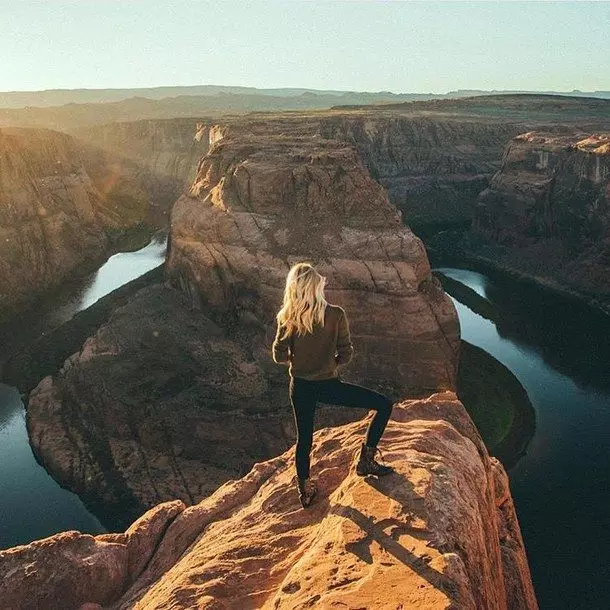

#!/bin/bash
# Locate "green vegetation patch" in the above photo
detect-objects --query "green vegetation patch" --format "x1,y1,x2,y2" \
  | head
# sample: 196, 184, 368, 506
457, 341, 535, 469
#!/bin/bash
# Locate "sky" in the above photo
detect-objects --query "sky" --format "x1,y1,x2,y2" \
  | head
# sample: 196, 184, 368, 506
1, 0, 609, 93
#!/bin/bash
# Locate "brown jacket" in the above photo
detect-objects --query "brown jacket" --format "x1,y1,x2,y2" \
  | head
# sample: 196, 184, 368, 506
272, 304, 354, 380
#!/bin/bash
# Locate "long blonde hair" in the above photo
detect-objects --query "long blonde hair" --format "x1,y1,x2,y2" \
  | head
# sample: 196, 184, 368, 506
276, 262, 327, 340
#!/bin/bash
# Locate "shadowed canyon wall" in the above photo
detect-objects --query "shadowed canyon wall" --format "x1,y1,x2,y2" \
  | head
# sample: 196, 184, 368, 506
0, 127, 154, 320
320, 116, 523, 231
70, 119, 215, 210
472, 131, 610, 310
0, 121, 215, 321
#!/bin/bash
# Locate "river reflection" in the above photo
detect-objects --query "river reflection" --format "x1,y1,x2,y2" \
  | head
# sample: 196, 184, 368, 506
0, 384, 104, 548
437, 266, 610, 610
0, 236, 166, 549
437, 267, 610, 391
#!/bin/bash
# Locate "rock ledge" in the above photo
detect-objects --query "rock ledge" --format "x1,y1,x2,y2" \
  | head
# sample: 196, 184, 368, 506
1, 392, 537, 610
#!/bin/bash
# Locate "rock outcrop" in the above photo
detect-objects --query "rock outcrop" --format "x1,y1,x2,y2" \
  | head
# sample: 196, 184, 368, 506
0, 127, 159, 320
472, 131, 610, 310
167, 117, 459, 394
2, 393, 538, 610
26, 281, 302, 524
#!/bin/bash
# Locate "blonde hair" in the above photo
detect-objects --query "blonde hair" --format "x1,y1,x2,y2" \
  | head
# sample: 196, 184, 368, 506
276, 262, 327, 340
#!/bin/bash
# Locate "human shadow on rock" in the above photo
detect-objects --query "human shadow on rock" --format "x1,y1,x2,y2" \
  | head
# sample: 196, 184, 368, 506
328, 474, 462, 604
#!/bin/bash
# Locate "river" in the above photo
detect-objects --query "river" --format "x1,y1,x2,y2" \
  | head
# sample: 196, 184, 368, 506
437, 266, 610, 610
0, 236, 167, 549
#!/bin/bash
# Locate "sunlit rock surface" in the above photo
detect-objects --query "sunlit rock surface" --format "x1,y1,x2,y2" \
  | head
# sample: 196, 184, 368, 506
0, 127, 159, 319
2, 393, 538, 610
71, 118, 215, 211
26, 115, 459, 522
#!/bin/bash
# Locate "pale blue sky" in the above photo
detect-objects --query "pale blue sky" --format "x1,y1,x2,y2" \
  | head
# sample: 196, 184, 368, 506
1, 1, 608, 93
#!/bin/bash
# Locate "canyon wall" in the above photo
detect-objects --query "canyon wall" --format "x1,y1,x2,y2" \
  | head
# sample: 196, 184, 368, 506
320, 116, 523, 231
167, 118, 459, 394
71, 119, 214, 211
26, 117, 459, 520
2, 394, 538, 610
472, 132, 610, 310
0, 127, 154, 319
0, 121, 215, 321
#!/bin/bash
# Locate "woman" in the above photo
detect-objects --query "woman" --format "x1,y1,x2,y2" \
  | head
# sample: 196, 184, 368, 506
272, 262, 394, 508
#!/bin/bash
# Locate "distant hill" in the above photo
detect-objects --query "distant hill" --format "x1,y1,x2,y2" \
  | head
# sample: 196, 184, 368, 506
0, 86, 441, 110
1, 87, 608, 131
1, 84, 608, 110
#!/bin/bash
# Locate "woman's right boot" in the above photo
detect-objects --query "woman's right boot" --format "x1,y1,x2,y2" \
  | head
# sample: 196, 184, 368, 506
356, 443, 395, 476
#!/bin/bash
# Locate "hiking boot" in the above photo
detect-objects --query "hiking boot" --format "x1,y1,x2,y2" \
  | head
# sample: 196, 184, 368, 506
296, 477, 317, 508
356, 443, 395, 477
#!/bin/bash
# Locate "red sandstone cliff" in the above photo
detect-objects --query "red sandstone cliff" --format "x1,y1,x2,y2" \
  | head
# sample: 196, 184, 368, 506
320, 116, 523, 231
1, 393, 538, 610
26, 116, 459, 520
168, 118, 459, 393
70, 119, 214, 211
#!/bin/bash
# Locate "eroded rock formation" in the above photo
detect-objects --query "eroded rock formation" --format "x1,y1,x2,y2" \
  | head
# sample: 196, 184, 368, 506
26, 117, 459, 521
320, 116, 523, 231
167, 118, 459, 394
472, 131, 610, 310
71, 119, 215, 211
2, 393, 538, 610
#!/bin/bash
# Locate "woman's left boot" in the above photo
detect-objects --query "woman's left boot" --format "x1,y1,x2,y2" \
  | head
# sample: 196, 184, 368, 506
296, 477, 317, 508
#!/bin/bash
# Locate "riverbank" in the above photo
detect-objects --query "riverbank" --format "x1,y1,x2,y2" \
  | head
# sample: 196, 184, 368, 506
3, 265, 163, 393
457, 340, 535, 470
437, 265, 610, 609
426, 229, 610, 318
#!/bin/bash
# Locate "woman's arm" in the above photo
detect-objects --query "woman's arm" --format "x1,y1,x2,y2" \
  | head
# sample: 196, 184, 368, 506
272, 322, 291, 364
335, 308, 354, 366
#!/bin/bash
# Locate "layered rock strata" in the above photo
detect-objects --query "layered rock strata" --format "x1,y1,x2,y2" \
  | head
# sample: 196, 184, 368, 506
2, 393, 538, 610
473, 131, 610, 310
27, 117, 459, 521
71, 119, 215, 212
0, 127, 160, 319
320, 116, 523, 231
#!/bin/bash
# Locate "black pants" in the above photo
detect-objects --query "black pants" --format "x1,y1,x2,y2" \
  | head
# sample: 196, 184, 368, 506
289, 375, 393, 480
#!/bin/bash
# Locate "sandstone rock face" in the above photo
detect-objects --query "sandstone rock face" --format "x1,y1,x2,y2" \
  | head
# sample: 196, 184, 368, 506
320, 116, 523, 231
0, 500, 185, 610
26, 281, 366, 521
3, 394, 538, 610
473, 132, 610, 309
167, 118, 459, 394
0, 127, 162, 320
